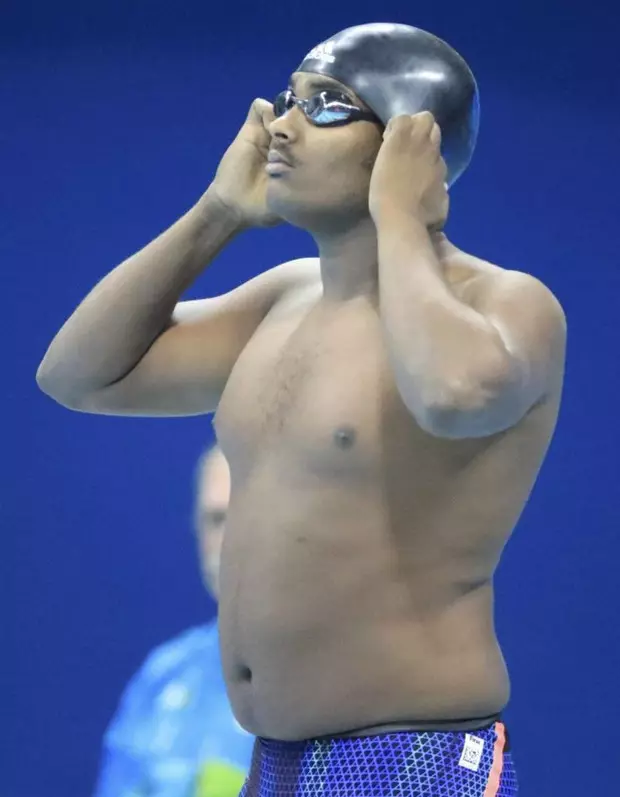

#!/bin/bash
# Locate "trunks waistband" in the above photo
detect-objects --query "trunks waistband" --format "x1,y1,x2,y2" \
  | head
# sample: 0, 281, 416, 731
259, 715, 510, 750
310, 713, 504, 739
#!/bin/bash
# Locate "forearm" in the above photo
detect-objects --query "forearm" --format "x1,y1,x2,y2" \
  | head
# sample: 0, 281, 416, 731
377, 214, 514, 420
37, 189, 243, 398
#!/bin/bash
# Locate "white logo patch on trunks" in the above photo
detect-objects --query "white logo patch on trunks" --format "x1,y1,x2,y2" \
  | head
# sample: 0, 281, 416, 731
459, 733, 485, 772
305, 41, 336, 63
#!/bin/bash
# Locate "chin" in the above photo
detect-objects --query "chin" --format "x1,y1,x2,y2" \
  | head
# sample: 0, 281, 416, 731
267, 187, 350, 233
267, 197, 315, 230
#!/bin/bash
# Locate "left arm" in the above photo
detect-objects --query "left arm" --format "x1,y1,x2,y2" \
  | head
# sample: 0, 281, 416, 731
376, 213, 566, 438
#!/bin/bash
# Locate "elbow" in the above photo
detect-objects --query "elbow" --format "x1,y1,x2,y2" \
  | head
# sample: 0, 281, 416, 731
415, 398, 494, 439
36, 361, 56, 397
413, 357, 523, 439
36, 362, 84, 410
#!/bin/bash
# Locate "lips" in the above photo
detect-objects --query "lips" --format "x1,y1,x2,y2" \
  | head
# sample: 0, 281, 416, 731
266, 149, 295, 177
267, 149, 294, 167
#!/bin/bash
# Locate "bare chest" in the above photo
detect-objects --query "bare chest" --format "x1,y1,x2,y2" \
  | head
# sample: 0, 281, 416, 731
214, 296, 411, 472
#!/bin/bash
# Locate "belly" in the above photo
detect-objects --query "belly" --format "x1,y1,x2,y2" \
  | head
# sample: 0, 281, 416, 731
216, 456, 511, 740
211, 298, 550, 738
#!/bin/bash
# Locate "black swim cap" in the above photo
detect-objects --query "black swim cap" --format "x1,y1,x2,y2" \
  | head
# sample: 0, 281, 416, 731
297, 23, 480, 185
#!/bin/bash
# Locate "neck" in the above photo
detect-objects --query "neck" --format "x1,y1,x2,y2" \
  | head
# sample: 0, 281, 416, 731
314, 216, 380, 302
313, 217, 455, 302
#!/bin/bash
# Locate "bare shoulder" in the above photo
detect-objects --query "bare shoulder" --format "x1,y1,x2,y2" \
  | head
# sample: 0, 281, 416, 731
264, 257, 322, 312
272, 257, 321, 290
173, 257, 320, 324
453, 252, 566, 338
231, 256, 320, 306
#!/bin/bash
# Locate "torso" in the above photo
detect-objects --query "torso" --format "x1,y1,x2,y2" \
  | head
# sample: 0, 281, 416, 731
213, 254, 563, 741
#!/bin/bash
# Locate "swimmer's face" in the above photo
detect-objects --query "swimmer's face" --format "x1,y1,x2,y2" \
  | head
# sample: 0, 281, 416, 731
266, 72, 384, 231
194, 448, 230, 599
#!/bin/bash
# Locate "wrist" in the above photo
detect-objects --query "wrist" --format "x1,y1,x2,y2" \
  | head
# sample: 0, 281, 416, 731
172, 189, 246, 270
372, 204, 428, 236
196, 187, 249, 233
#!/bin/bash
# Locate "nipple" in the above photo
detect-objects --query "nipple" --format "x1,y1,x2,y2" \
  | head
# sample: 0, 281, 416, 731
333, 426, 357, 450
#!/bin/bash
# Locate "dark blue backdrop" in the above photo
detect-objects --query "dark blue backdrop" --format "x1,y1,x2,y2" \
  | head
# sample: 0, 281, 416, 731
3, 1, 619, 795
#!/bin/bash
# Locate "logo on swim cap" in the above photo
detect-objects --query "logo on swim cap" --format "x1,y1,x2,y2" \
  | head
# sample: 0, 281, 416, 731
304, 41, 336, 63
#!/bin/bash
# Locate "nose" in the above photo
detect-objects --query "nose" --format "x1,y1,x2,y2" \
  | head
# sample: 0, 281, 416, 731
268, 106, 302, 143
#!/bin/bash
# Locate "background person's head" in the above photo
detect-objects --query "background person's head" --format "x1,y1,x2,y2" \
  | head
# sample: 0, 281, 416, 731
194, 445, 230, 599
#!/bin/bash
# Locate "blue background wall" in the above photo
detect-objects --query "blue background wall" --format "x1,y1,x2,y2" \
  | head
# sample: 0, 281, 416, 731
3, 1, 618, 795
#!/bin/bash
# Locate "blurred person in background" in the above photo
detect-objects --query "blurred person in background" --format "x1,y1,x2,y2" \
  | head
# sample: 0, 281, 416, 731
94, 444, 253, 797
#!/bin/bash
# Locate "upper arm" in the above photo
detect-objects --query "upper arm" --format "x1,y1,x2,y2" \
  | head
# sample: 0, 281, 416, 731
457, 270, 567, 435
77, 259, 318, 417
480, 271, 567, 405
426, 270, 567, 440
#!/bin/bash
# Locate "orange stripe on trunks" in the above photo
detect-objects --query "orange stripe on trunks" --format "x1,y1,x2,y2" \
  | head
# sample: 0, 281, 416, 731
483, 721, 506, 797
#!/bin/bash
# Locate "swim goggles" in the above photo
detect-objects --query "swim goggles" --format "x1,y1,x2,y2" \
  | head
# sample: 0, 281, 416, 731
273, 88, 379, 127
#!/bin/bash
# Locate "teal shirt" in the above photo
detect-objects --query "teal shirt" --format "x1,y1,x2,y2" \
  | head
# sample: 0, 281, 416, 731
94, 623, 254, 797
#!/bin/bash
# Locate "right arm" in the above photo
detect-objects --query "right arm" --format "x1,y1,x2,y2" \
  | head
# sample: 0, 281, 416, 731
37, 191, 237, 413
37, 99, 303, 417
36, 195, 309, 416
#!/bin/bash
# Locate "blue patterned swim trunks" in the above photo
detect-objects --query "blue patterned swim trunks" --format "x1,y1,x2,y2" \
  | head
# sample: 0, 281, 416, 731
239, 719, 517, 796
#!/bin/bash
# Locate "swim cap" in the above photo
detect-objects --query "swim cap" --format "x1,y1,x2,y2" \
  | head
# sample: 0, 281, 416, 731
297, 23, 480, 185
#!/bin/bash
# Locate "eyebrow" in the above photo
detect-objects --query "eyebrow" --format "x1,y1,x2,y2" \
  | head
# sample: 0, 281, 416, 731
289, 75, 352, 95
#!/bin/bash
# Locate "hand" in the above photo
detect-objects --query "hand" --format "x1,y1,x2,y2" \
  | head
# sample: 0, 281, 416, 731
369, 112, 449, 231
209, 99, 282, 229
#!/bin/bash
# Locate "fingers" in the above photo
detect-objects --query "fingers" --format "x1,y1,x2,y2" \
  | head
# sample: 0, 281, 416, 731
385, 112, 442, 155
383, 114, 414, 138
413, 111, 436, 135
438, 156, 448, 184
386, 111, 434, 132
429, 179, 450, 232
246, 98, 276, 129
